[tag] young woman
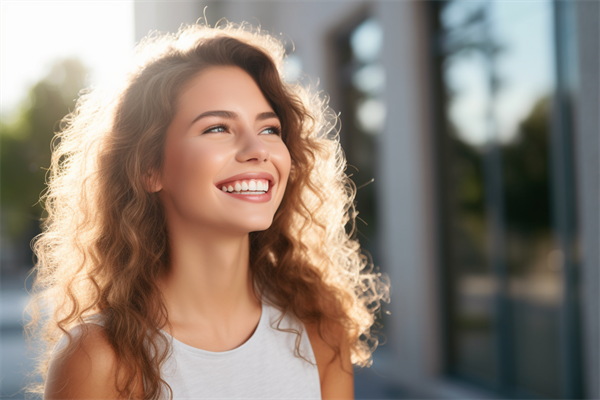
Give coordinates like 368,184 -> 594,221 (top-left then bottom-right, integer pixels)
27,22 -> 390,399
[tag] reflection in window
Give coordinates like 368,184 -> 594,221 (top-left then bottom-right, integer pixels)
283,53 -> 303,83
334,16 -> 384,310
350,18 -> 386,137
434,0 -> 569,397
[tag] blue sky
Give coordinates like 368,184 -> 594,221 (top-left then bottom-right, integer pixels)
443,0 -> 555,146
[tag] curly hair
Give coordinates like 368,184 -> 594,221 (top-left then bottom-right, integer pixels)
26,21 -> 390,399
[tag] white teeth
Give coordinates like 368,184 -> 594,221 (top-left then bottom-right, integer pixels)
219,179 -> 270,194
231,191 -> 266,195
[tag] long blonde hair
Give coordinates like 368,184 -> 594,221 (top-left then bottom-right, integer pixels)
26,21 -> 390,398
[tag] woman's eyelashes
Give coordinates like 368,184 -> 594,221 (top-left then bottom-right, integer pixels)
201,124 -> 281,136
202,124 -> 230,134
262,126 -> 281,136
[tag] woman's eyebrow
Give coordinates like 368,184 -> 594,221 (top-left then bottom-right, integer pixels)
256,111 -> 279,121
190,110 -> 279,126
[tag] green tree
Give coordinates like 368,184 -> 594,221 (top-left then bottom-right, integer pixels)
502,95 -> 551,232
1,58 -> 87,262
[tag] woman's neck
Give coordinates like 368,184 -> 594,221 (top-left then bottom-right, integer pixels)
158,227 -> 260,333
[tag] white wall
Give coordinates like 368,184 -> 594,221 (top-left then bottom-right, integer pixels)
134,1 -> 200,42
374,0 -> 440,384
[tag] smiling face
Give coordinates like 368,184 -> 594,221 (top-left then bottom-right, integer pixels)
153,66 -> 292,235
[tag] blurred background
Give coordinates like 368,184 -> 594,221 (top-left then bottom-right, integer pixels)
1,1 -> 598,399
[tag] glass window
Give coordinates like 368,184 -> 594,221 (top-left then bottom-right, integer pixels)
432,0 -> 580,397
334,16 -> 384,271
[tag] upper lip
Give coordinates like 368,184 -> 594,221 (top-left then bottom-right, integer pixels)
215,172 -> 276,188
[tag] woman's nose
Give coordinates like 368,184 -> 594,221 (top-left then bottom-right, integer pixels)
235,130 -> 270,163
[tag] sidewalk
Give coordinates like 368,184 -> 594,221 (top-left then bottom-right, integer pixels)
1,274 -> 35,399
353,347 -> 421,400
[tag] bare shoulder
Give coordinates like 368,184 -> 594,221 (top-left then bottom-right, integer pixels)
305,320 -> 355,400
44,323 -> 134,399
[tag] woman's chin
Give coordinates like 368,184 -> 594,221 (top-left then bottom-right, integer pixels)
220,218 -> 274,235
247,221 -> 274,233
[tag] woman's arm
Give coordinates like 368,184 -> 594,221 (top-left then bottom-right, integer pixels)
305,322 -> 355,400
44,324 -> 141,399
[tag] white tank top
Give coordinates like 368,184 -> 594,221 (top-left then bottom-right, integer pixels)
55,301 -> 322,399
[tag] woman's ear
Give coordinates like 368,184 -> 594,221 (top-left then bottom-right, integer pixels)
143,170 -> 163,193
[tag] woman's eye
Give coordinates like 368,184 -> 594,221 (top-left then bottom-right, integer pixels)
202,125 -> 280,135
261,126 -> 281,136
203,125 -> 228,134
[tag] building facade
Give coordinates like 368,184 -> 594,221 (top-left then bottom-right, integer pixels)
133,1 -> 598,398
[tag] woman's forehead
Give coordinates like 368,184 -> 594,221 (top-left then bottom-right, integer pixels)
175,66 -> 275,117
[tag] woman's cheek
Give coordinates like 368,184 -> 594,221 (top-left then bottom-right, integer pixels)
277,143 -> 292,185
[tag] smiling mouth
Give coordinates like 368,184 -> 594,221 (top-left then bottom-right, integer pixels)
217,179 -> 273,202
215,178 -> 273,194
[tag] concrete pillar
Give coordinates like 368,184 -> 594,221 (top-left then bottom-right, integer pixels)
574,2 -> 599,398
